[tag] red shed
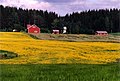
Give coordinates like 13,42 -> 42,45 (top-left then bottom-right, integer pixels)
27,24 -> 40,33
52,30 -> 59,34
95,31 -> 108,36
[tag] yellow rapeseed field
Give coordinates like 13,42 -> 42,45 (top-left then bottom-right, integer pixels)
0,32 -> 120,64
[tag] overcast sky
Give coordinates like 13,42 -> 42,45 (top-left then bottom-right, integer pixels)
0,0 -> 120,16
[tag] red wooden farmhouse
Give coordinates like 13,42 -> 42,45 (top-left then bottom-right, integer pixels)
27,24 -> 40,33
95,31 -> 108,36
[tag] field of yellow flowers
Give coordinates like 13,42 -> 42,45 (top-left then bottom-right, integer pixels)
0,32 -> 120,64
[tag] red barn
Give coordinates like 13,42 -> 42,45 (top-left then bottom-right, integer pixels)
95,31 -> 108,36
27,24 -> 40,33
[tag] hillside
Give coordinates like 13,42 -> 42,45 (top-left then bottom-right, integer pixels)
29,33 -> 120,42
0,32 -> 120,64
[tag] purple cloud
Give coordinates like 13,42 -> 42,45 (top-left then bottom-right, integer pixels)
0,0 -> 120,16
0,0 -> 52,10
43,0 -> 73,3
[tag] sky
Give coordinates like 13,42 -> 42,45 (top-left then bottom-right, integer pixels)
0,0 -> 120,16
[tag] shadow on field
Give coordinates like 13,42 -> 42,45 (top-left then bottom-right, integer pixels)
0,50 -> 18,59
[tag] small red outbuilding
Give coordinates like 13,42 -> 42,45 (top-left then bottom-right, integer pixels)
27,24 -> 40,33
52,30 -> 59,34
95,31 -> 108,36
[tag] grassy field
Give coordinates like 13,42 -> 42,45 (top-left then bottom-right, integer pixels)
110,32 -> 120,36
30,33 -> 120,42
0,32 -> 120,81
0,63 -> 120,81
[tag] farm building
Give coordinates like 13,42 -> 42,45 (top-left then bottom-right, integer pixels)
27,24 -> 40,33
52,27 -> 62,34
95,31 -> 108,35
52,30 -> 59,34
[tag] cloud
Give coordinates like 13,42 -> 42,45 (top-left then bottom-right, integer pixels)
0,0 -> 120,16
70,0 -> 120,9
43,0 -> 74,4
0,0 -> 51,10
47,0 -> 120,15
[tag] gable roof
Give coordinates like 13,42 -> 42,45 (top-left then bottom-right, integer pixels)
27,24 -> 40,29
27,24 -> 31,29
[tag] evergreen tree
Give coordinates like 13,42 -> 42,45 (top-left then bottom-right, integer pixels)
0,5 -> 119,33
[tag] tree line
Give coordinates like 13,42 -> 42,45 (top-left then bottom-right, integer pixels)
0,5 -> 120,34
